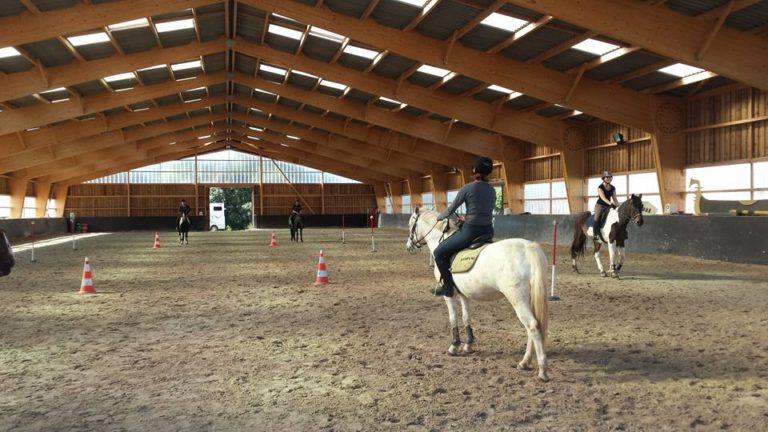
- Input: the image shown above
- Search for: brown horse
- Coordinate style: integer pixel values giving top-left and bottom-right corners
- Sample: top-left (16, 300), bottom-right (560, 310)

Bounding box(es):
top-left (0, 229), bottom-right (15, 277)
top-left (570, 194), bottom-right (644, 278)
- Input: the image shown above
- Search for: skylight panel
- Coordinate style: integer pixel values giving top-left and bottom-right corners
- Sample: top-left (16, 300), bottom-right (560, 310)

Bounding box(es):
top-left (249, 126), bottom-right (264, 132)
top-left (108, 18), bottom-right (149, 31)
top-left (309, 26), bottom-right (344, 43)
top-left (416, 64), bottom-right (451, 77)
top-left (132, 107), bottom-right (150, 112)
top-left (391, 0), bottom-right (430, 7)
top-left (251, 107), bottom-right (264, 113)
top-left (103, 72), bottom-right (136, 82)
top-left (115, 87), bottom-right (134, 92)
top-left (658, 63), bottom-right (706, 78)
top-left (292, 69), bottom-right (318, 79)
top-left (259, 64), bottom-right (287, 77)
top-left (268, 23), bottom-right (303, 40)
top-left (40, 87), bottom-right (67, 94)
top-left (247, 135), bottom-right (261, 141)
top-left (67, 32), bottom-right (110, 47)
top-left (272, 13), bottom-right (302, 25)
top-left (184, 98), bottom-right (202, 103)
top-left (155, 18), bottom-right (194, 33)
top-left (198, 135), bottom-right (212, 140)
top-left (171, 60), bottom-right (201, 71)
top-left (319, 79), bottom-right (347, 91)
top-left (51, 98), bottom-right (70, 103)
top-left (343, 45), bottom-right (379, 60)
top-left (254, 88), bottom-right (277, 96)
top-left (186, 86), bottom-right (207, 92)
top-left (572, 39), bottom-right (620, 56)
top-left (286, 135), bottom-right (300, 140)
top-left (379, 96), bottom-right (403, 104)
top-left (480, 13), bottom-right (528, 32)
top-left (137, 64), bottom-right (166, 72)
top-left (0, 47), bottom-right (21, 58)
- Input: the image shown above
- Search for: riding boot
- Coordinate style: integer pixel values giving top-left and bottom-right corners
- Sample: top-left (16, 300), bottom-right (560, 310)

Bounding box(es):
top-left (432, 278), bottom-right (455, 298)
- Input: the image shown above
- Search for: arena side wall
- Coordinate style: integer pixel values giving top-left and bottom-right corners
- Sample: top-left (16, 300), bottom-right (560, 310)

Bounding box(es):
top-left (380, 214), bottom-right (768, 265)
top-left (0, 218), bottom-right (67, 242)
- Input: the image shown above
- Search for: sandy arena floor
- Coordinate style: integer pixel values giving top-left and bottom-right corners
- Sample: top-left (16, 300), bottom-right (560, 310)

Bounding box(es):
top-left (1, 228), bottom-right (767, 431)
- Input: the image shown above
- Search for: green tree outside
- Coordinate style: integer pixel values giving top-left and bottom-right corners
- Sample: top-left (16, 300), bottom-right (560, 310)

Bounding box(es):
top-left (209, 187), bottom-right (252, 230)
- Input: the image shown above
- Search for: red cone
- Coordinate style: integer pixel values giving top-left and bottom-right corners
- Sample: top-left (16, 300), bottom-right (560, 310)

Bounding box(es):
top-left (152, 232), bottom-right (161, 249)
top-left (79, 257), bottom-right (95, 294)
top-left (270, 230), bottom-right (277, 247)
top-left (314, 250), bottom-right (329, 285)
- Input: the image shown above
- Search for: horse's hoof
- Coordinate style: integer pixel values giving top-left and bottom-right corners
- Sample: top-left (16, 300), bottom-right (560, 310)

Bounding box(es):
top-left (447, 345), bottom-right (460, 356)
top-left (461, 344), bottom-right (474, 355)
top-left (517, 362), bottom-right (531, 371)
top-left (538, 372), bottom-right (550, 382)
top-left (600, 271), bottom-right (608, 277)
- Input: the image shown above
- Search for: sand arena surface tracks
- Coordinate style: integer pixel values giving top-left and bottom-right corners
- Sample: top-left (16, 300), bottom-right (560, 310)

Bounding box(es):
top-left (1, 228), bottom-right (767, 431)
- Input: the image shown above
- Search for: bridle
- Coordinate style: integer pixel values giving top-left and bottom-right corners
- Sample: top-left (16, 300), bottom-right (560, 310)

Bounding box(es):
top-left (407, 212), bottom-right (442, 252)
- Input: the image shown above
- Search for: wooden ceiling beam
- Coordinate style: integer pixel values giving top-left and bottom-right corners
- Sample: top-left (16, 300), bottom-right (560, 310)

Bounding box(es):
top-left (0, 39), bottom-right (224, 103)
top-left (0, 0), bottom-right (219, 47)
top-left (240, 0), bottom-right (652, 130)
top-left (0, 73), bottom-right (226, 136)
top-left (235, 41), bottom-right (567, 147)
top-left (506, 0), bottom-right (768, 90)
top-left (0, 96), bottom-right (228, 157)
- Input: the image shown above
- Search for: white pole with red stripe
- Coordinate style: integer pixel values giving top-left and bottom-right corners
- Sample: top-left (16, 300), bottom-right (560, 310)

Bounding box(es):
top-left (549, 219), bottom-right (560, 301)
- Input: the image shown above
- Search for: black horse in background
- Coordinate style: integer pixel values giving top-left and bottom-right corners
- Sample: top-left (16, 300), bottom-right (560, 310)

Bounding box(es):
top-left (0, 229), bottom-right (16, 277)
top-left (177, 215), bottom-right (190, 245)
top-left (289, 213), bottom-right (303, 242)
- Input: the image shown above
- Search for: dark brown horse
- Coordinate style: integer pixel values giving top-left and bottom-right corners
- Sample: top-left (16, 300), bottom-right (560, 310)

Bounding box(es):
top-left (570, 194), bottom-right (644, 278)
top-left (0, 229), bottom-right (16, 277)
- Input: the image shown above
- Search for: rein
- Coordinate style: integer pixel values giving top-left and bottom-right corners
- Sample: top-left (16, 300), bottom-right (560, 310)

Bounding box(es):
top-left (409, 213), bottom-right (445, 250)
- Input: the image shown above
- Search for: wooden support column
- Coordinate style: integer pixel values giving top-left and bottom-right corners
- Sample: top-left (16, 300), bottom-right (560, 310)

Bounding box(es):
top-left (389, 181), bottom-right (403, 214)
top-left (431, 163), bottom-right (448, 211)
top-left (560, 125), bottom-right (588, 213)
top-left (650, 97), bottom-right (686, 212)
top-left (459, 153), bottom-right (475, 185)
top-left (8, 176), bottom-right (28, 219)
top-left (52, 183), bottom-right (68, 217)
top-left (373, 183), bottom-right (388, 213)
top-left (408, 174), bottom-right (423, 211)
top-left (34, 180), bottom-right (51, 218)
top-left (501, 143), bottom-right (524, 214)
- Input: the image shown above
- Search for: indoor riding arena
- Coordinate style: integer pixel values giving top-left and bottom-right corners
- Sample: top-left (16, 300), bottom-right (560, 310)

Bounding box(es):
top-left (1, 1), bottom-right (766, 431)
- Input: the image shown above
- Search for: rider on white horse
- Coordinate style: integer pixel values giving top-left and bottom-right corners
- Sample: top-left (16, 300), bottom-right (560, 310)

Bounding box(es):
top-left (593, 171), bottom-right (619, 242)
top-left (432, 156), bottom-right (496, 298)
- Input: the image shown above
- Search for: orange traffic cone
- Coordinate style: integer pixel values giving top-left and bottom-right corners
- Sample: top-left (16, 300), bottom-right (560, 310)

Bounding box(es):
top-left (79, 257), bottom-right (95, 294)
top-left (270, 230), bottom-right (277, 247)
top-left (314, 250), bottom-right (329, 285)
top-left (152, 232), bottom-right (161, 249)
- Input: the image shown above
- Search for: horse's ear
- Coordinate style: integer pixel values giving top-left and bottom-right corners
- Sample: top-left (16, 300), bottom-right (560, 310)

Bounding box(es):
top-left (414, 207), bottom-right (420, 215)
top-left (639, 193), bottom-right (643, 199)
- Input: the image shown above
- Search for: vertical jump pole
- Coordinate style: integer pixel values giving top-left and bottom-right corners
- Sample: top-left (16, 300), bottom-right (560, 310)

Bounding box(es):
top-left (370, 215), bottom-right (376, 252)
top-left (548, 219), bottom-right (560, 301)
top-left (341, 214), bottom-right (346, 244)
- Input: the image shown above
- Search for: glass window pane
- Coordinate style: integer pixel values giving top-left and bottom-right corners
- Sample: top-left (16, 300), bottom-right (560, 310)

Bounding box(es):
top-left (422, 193), bottom-right (434, 210)
top-left (611, 175), bottom-right (627, 198)
top-left (686, 163), bottom-right (751, 191)
top-left (754, 191), bottom-right (768, 199)
top-left (754, 161), bottom-right (768, 189)
top-left (552, 199), bottom-right (570, 214)
top-left (640, 194), bottom-right (662, 215)
top-left (587, 197), bottom-right (598, 209)
top-left (524, 200), bottom-right (549, 214)
top-left (551, 181), bottom-right (567, 198)
top-left (524, 182), bottom-right (550, 199)
top-left (587, 177), bottom-right (602, 197)
top-left (629, 172), bottom-right (659, 194)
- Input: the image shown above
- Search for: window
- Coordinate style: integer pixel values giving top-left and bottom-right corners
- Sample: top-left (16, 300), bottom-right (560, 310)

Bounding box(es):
top-left (401, 195), bottom-right (411, 214)
top-left (0, 195), bottom-right (10, 219)
top-left (523, 180), bottom-right (570, 214)
top-left (23, 197), bottom-right (36, 218)
top-left (421, 192), bottom-right (434, 210)
top-left (446, 190), bottom-right (466, 214)
top-left (684, 162), bottom-right (765, 213)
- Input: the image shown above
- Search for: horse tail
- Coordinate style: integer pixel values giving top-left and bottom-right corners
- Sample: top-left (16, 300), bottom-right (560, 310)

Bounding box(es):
top-left (525, 242), bottom-right (548, 346)
top-left (570, 212), bottom-right (590, 259)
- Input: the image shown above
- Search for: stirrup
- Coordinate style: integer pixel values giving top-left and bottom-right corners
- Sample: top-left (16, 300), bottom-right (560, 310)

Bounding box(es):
top-left (431, 281), bottom-right (454, 298)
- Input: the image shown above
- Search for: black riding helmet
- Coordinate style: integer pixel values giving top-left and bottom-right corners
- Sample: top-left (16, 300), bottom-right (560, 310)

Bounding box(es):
top-left (473, 156), bottom-right (493, 175)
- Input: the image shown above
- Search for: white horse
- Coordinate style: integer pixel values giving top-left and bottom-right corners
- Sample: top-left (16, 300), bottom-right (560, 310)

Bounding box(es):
top-left (406, 208), bottom-right (550, 381)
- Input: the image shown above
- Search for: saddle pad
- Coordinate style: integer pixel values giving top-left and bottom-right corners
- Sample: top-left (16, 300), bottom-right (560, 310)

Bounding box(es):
top-left (586, 213), bottom-right (595, 227)
top-left (450, 243), bottom-right (491, 274)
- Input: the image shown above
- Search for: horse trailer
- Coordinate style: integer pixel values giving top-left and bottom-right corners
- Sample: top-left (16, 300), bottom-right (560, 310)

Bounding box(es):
top-left (209, 203), bottom-right (225, 231)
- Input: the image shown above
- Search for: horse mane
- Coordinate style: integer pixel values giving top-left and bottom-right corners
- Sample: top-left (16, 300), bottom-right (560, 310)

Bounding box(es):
top-left (416, 209), bottom-right (458, 234)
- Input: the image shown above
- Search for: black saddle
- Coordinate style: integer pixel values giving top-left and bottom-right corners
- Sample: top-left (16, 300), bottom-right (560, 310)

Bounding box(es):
top-left (468, 234), bottom-right (493, 249)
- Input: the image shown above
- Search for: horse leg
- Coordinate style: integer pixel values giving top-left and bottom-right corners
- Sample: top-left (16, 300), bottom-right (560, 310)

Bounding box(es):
top-left (510, 302), bottom-right (549, 382)
top-left (615, 247), bottom-right (625, 273)
top-left (300, 228), bottom-right (303, 242)
top-left (458, 294), bottom-right (475, 355)
top-left (593, 243), bottom-right (606, 276)
top-left (607, 243), bottom-right (619, 278)
top-left (444, 296), bottom-right (461, 356)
